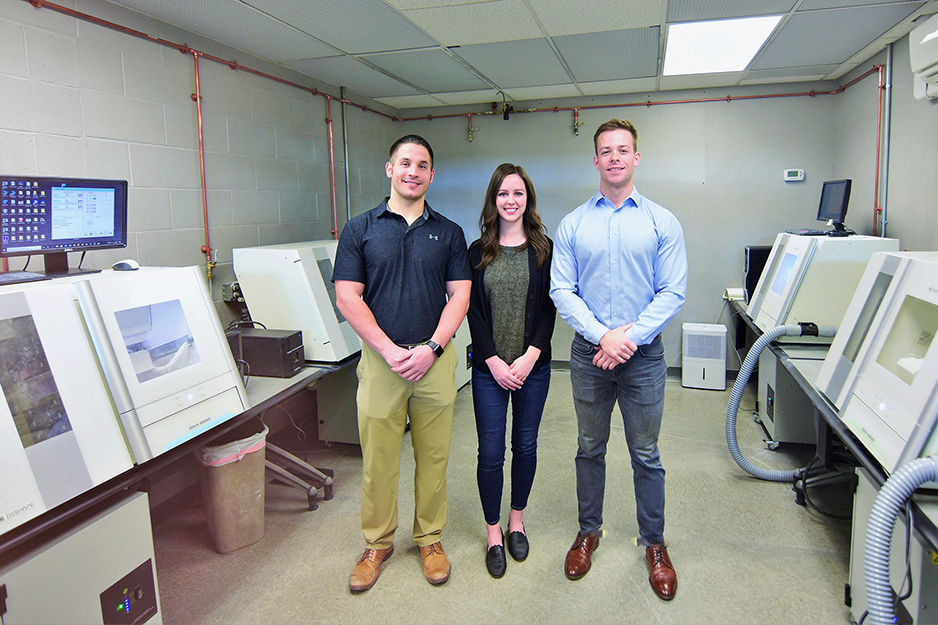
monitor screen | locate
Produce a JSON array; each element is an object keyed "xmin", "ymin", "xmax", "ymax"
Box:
[
  {"xmin": 0, "ymin": 175, "xmax": 127, "ymax": 272},
  {"xmin": 769, "ymin": 252, "xmax": 798, "ymax": 297},
  {"xmin": 816, "ymin": 179, "xmax": 851, "ymax": 224},
  {"xmin": 874, "ymin": 293, "xmax": 938, "ymax": 386}
]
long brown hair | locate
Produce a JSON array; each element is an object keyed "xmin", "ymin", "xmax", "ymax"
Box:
[{"xmin": 477, "ymin": 163, "xmax": 550, "ymax": 269}]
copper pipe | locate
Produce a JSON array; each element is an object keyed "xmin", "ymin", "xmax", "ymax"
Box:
[
  {"xmin": 191, "ymin": 52, "xmax": 214, "ymax": 279},
  {"xmin": 326, "ymin": 99, "xmax": 339, "ymax": 239}
]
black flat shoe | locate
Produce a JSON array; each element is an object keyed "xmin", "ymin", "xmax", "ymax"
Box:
[
  {"xmin": 507, "ymin": 530, "xmax": 528, "ymax": 561},
  {"xmin": 486, "ymin": 542, "xmax": 507, "ymax": 578}
]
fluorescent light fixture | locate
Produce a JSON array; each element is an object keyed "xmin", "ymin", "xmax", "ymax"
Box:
[{"xmin": 664, "ymin": 15, "xmax": 782, "ymax": 75}]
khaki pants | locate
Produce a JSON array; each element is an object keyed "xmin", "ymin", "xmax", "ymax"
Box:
[{"xmin": 357, "ymin": 342, "xmax": 457, "ymax": 548}]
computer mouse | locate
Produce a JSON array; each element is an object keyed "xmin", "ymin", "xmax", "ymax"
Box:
[{"xmin": 112, "ymin": 259, "xmax": 140, "ymax": 271}]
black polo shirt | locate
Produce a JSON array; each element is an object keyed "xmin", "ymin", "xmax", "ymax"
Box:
[{"xmin": 332, "ymin": 200, "xmax": 471, "ymax": 345}]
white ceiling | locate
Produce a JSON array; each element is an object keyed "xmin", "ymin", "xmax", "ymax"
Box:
[{"xmin": 103, "ymin": 0, "xmax": 938, "ymax": 111}]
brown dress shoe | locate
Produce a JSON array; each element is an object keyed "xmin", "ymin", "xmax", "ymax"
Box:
[
  {"xmin": 419, "ymin": 542, "xmax": 450, "ymax": 585},
  {"xmin": 646, "ymin": 544, "xmax": 677, "ymax": 600},
  {"xmin": 348, "ymin": 546, "xmax": 393, "ymax": 592},
  {"xmin": 564, "ymin": 532, "xmax": 600, "ymax": 580}
]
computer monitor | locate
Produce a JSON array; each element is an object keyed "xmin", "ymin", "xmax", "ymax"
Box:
[
  {"xmin": 816, "ymin": 179, "xmax": 852, "ymax": 235},
  {"xmin": 0, "ymin": 175, "xmax": 128, "ymax": 276}
]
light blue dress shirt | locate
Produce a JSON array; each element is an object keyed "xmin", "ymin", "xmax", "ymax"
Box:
[{"xmin": 550, "ymin": 187, "xmax": 688, "ymax": 346}]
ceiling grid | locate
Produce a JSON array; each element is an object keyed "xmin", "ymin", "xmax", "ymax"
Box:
[{"xmin": 102, "ymin": 0, "xmax": 937, "ymax": 110}]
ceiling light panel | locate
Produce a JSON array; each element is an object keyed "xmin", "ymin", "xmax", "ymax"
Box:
[
  {"xmin": 400, "ymin": 0, "xmax": 542, "ymax": 46},
  {"xmin": 554, "ymin": 27, "xmax": 659, "ymax": 82},
  {"xmin": 666, "ymin": 0, "xmax": 795, "ymax": 22},
  {"xmin": 664, "ymin": 15, "xmax": 782, "ymax": 75},
  {"xmin": 106, "ymin": 0, "xmax": 340, "ymax": 60},
  {"xmin": 283, "ymin": 56, "xmax": 420, "ymax": 98},
  {"xmin": 753, "ymin": 2, "xmax": 924, "ymax": 69},
  {"xmin": 527, "ymin": 0, "xmax": 663, "ymax": 37},
  {"xmin": 364, "ymin": 49, "xmax": 490, "ymax": 92},
  {"xmin": 453, "ymin": 39, "xmax": 570, "ymax": 88},
  {"xmin": 242, "ymin": 0, "xmax": 435, "ymax": 54}
]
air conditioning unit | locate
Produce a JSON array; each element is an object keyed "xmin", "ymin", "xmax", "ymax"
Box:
[
  {"xmin": 682, "ymin": 323, "xmax": 726, "ymax": 390},
  {"xmin": 910, "ymin": 12, "xmax": 938, "ymax": 99}
]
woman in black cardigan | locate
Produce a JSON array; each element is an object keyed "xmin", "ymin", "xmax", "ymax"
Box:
[{"xmin": 467, "ymin": 163, "xmax": 555, "ymax": 578}]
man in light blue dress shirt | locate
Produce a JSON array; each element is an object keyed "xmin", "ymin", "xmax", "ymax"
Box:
[{"xmin": 550, "ymin": 119, "xmax": 687, "ymax": 601}]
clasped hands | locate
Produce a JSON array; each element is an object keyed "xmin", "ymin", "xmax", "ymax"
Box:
[
  {"xmin": 487, "ymin": 352, "xmax": 537, "ymax": 391},
  {"xmin": 593, "ymin": 324, "xmax": 636, "ymax": 370},
  {"xmin": 386, "ymin": 344, "xmax": 435, "ymax": 381}
]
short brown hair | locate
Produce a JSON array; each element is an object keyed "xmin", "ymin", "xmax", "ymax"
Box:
[
  {"xmin": 389, "ymin": 134, "xmax": 434, "ymax": 167},
  {"xmin": 593, "ymin": 119, "xmax": 638, "ymax": 154}
]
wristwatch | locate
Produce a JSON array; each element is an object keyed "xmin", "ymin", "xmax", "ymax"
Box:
[{"xmin": 425, "ymin": 340, "xmax": 444, "ymax": 358}]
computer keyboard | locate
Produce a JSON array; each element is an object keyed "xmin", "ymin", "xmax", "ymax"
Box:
[
  {"xmin": 0, "ymin": 270, "xmax": 52, "ymax": 286},
  {"xmin": 786, "ymin": 228, "xmax": 829, "ymax": 236}
]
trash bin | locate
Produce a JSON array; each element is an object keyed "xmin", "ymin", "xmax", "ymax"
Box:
[{"xmin": 197, "ymin": 421, "xmax": 269, "ymax": 553}]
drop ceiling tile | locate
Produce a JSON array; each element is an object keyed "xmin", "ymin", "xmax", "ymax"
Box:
[
  {"xmin": 431, "ymin": 89, "xmax": 503, "ymax": 105},
  {"xmin": 666, "ymin": 0, "xmax": 795, "ymax": 23},
  {"xmin": 283, "ymin": 57, "xmax": 420, "ymax": 98},
  {"xmin": 741, "ymin": 71, "xmax": 831, "ymax": 85},
  {"xmin": 107, "ymin": 0, "xmax": 340, "ymax": 60},
  {"xmin": 578, "ymin": 77, "xmax": 658, "ymax": 95},
  {"xmin": 452, "ymin": 39, "xmax": 569, "ymax": 88},
  {"xmin": 243, "ymin": 0, "xmax": 436, "ymax": 54},
  {"xmin": 364, "ymin": 49, "xmax": 490, "ymax": 92},
  {"xmin": 798, "ymin": 0, "xmax": 924, "ymax": 10},
  {"xmin": 373, "ymin": 94, "xmax": 448, "ymax": 109},
  {"xmin": 401, "ymin": 0, "xmax": 542, "ymax": 45},
  {"xmin": 747, "ymin": 64, "xmax": 839, "ymax": 79},
  {"xmin": 502, "ymin": 84, "xmax": 582, "ymax": 101},
  {"xmin": 753, "ymin": 2, "xmax": 923, "ymax": 69},
  {"xmin": 658, "ymin": 72, "xmax": 743, "ymax": 91},
  {"xmin": 554, "ymin": 27, "xmax": 659, "ymax": 82},
  {"xmin": 528, "ymin": 0, "xmax": 663, "ymax": 36},
  {"xmin": 386, "ymin": 0, "xmax": 491, "ymax": 7}
]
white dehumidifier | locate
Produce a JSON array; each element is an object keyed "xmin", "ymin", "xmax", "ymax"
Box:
[{"xmin": 681, "ymin": 323, "xmax": 726, "ymax": 390}]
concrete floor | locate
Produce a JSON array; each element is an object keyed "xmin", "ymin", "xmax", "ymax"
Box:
[{"xmin": 152, "ymin": 370, "xmax": 854, "ymax": 625}]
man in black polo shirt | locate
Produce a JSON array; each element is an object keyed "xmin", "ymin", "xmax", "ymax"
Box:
[{"xmin": 334, "ymin": 135, "xmax": 471, "ymax": 592}]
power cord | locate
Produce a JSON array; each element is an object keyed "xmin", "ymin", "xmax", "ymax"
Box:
[{"xmin": 799, "ymin": 456, "xmax": 852, "ymax": 522}]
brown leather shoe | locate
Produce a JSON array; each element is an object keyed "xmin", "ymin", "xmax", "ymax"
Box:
[
  {"xmin": 564, "ymin": 532, "xmax": 600, "ymax": 580},
  {"xmin": 418, "ymin": 542, "xmax": 450, "ymax": 585},
  {"xmin": 348, "ymin": 546, "xmax": 393, "ymax": 592},
  {"xmin": 646, "ymin": 544, "xmax": 677, "ymax": 600}
]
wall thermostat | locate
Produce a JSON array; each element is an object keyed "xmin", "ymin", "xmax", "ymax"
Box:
[{"xmin": 783, "ymin": 168, "xmax": 805, "ymax": 182}]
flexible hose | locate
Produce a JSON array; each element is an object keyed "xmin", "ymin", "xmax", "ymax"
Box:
[
  {"xmin": 864, "ymin": 456, "xmax": 937, "ymax": 625},
  {"xmin": 724, "ymin": 322, "xmax": 836, "ymax": 480},
  {"xmin": 725, "ymin": 325, "xmax": 804, "ymax": 481}
]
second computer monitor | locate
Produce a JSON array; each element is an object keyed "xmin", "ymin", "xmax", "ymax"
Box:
[{"xmin": 817, "ymin": 179, "xmax": 852, "ymax": 234}]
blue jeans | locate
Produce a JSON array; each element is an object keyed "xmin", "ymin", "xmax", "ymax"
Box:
[
  {"xmin": 569, "ymin": 333, "xmax": 667, "ymax": 545},
  {"xmin": 472, "ymin": 362, "xmax": 551, "ymax": 525}
]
